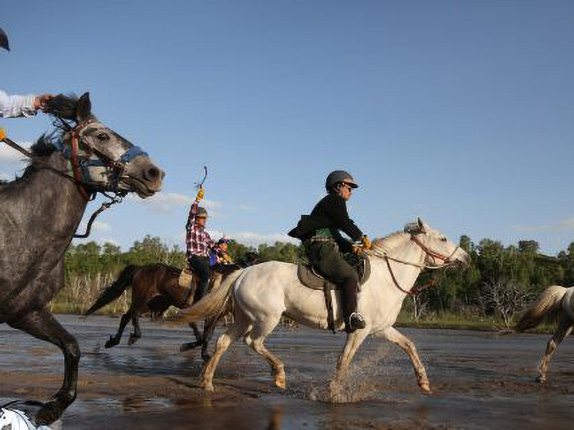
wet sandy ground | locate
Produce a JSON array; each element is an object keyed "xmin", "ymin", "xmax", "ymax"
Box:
[{"xmin": 1, "ymin": 315, "xmax": 573, "ymax": 430}]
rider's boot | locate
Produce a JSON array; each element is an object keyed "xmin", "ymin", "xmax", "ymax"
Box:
[{"xmin": 341, "ymin": 279, "xmax": 366, "ymax": 333}]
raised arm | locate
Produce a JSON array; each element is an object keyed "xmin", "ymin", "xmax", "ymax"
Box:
[{"xmin": 0, "ymin": 90, "xmax": 53, "ymax": 118}]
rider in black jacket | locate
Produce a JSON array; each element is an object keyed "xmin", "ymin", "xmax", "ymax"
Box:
[{"xmin": 289, "ymin": 170, "xmax": 371, "ymax": 332}]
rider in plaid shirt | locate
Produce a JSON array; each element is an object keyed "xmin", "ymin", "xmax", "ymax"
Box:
[{"xmin": 186, "ymin": 188, "xmax": 218, "ymax": 302}]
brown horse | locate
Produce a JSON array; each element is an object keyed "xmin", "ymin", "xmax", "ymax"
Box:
[{"xmin": 85, "ymin": 254, "xmax": 259, "ymax": 361}]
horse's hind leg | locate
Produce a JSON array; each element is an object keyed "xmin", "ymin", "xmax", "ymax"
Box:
[
  {"xmin": 128, "ymin": 314, "xmax": 142, "ymax": 345},
  {"xmin": 246, "ymin": 317, "xmax": 285, "ymax": 389},
  {"xmin": 201, "ymin": 311, "xmax": 251, "ymax": 392},
  {"xmin": 105, "ymin": 311, "xmax": 131, "ymax": 348},
  {"xmin": 179, "ymin": 322, "xmax": 204, "ymax": 353},
  {"xmin": 9, "ymin": 308, "xmax": 80, "ymax": 425},
  {"xmin": 201, "ymin": 317, "xmax": 219, "ymax": 362},
  {"xmin": 537, "ymin": 316, "xmax": 573, "ymax": 384},
  {"xmin": 378, "ymin": 326, "xmax": 430, "ymax": 393}
]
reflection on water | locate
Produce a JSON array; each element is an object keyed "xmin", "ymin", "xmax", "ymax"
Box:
[
  {"xmin": 2, "ymin": 316, "xmax": 574, "ymax": 430},
  {"xmin": 266, "ymin": 407, "xmax": 284, "ymax": 430}
]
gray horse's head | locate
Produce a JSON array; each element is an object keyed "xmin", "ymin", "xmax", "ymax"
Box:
[{"xmin": 48, "ymin": 92, "xmax": 164, "ymax": 198}]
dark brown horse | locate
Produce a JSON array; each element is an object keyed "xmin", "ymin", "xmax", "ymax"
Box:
[{"xmin": 85, "ymin": 253, "xmax": 259, "ymax": 361}]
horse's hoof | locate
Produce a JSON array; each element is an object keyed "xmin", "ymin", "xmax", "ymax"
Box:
[
  {"xmin": 536, "ymin": 376, "xmax": 547, "ymax": 384},
  {"xmin": 202, "ymin": 381, "xmax": 214, "ymax": 392},
  {"xmin": 419, "ymin": 382, "xmax": 432, "ymax": 394},
  {"xmin": 34, "ymin": 401, "xmax": 62, "ymax": 426},
  {"xmin": 128, "ymin": 336, "xmax": 140, "ymax": 346},
  {"xmin": 274, "ymin": 375, "xmax": 286, "ymax": 389},
  {"xmin": 104, "ymin": 337, "xmax": 117, "ymax": 349}
]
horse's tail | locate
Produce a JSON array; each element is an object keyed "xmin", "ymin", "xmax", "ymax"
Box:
[
  {"xmin": 174, "ymin": 268, "xmax": 244, "ymax": 324},
  {"xmin": 84, "ymin": 265, "xmax": 139, "ymax": 316},
  {"xmin": 514, "ymin": 285, "xmax": 567, "ymax": 332}
]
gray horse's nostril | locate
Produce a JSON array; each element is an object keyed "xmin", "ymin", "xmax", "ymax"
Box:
[{"xmin": 146, "ymin": 167, "xmax": 160, "ymax": 181}]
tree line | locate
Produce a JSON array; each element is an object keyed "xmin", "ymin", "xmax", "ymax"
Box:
[{"xmin": 59, "ymin": 234, "xmax": 574, "ymax": 325}]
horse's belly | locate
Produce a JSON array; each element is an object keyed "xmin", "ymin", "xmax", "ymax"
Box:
[{"xmin": 284, "ymin": 287, "xmax": 346, "ymax": 331}]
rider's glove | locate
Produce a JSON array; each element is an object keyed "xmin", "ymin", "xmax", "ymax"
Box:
[
  {"xmin": 361, "ymin": 235, "xmax": 372, "ymax": 249},
  {"xmin": 196, "ymin": 186, "xmax": 205, "ymax": 201}
]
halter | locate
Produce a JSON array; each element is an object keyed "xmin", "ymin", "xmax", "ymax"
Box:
[
  {"xmin": 2, "ymin": 118, "xmax": 148, "ymax": 239},
  {"xmin": 66, "ymin": 119, "xmax": 148, "ymax": 199},
  {"xmin": 43, "ymin": 119, "xmax": 146, "ymax": 237},
  {"xmin": 368, "ymin": 234, "xmax": 461, "ymax": 296}
]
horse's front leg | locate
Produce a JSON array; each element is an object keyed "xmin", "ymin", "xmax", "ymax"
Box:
[
  {"xmin": 537, "ymin": 317, "xmax": 573, "ymax": 384},
  {"xmin": 9, "ymin": 308, "xmax": 80, "ymax": 425},
  {"xmin": 378, "ymin": 326, "xmax": 430, "ymax": 393},
  {"xmin": 105, "ymin": 311, "xmax": 131, "ymax": 348},
  {"xmin": 330, "ymin": 328, "xmax": 369, "ymax": 398}
]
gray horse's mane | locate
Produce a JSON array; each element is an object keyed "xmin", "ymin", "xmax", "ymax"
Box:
[{"xmin": 0, "ymin": 133, "xmax": 64, "ymax": 187}]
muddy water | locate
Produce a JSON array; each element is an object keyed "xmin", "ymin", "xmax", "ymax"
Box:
[{"xmin": 1, "ymin": 315, "xmax": 573, "ymax": 429}]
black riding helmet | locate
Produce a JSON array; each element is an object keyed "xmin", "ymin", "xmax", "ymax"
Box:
[
  {"xmin": 195, "ymin": 206, "xmax": 208, "ymax": 218},
  {"xmin": 325, "ymin": 170, "xmax": 359, "ymax": 192},
  {"xmin": 0, "ymin": 27, "xmax": 10, "ymax": 51}
]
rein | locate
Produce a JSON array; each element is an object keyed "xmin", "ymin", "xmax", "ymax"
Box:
[
  {"xmin": 73, "ymin": 192, "xmax": 124, "ymax": 238},
  {"xmin": 1, "ymin": 123, "xmax": 132, "ymax": 238},
  {"xmin": 370, "ymin": 235, "xmax": 460, "ymax": 297}
]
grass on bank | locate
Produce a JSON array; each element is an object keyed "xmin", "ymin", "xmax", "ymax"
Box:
[{"xmin": 51, "ymin": 272, "xmax": 560, "ymax": 334}]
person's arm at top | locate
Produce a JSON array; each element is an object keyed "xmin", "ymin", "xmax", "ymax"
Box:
[
  {"xmin": 0, "ymin": 90, "xmax": 52, "ymax": 118},
  {"xmin": 185, "ymin": 200, "xmax": 199, "ymax": 231}
]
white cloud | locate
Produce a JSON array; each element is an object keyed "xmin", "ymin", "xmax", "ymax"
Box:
[
  {"xmin": 0, "ymin": 171, "xmax": 13, "ymax": 181},
  {"xmin": 131, "ymin": 192, "xmax": 222, "ymax": 214},
  {"xmin": 0, "ymin": 141, "xmax": 31, "ymax": 166},
  {"xmin": 237, "ymin": 204, "xmax": 256, "ymax": 212},
  {"xmin": 178, "ymin": 228, "xmax": 297, "ymax": 248},
  {"xmin": 73, "ymin": 236, "xmax": 121, "ymax": 247},
  {"xmin": 232, "ymin": 232, "xmax": 299, "ymax": 247},
  {"xmin": 76, "ymin": 220, "xmax": 111, "ymax": 234},
  {"xmin": 513, "ymin": 217, "xmax": 574, "ymax": 233},
  {"xmin": 92, "ymin": 221, "xmax": 112, "ymax": 232}
]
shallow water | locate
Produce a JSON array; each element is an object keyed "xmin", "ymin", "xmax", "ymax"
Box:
[{"xmin": 1, "ymin": 315, "xmax": 573, "ymax": 429}]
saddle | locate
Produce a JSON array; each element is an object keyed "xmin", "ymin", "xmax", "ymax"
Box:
[
  {"xmin": 178, "ymin": 267, "xmax": 194, "ymax": 289},
  {"xmin": 297, "ymin": 253, "xmax": 371, "ymax": 290},
  {"xmin": 297, "ymin": 254, "xmax": 371, "ymax": 333}
]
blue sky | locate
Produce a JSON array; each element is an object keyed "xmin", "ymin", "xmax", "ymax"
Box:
[{"xmin": 1, "ymin": 0, "xmax": 573, "ymax": 254}]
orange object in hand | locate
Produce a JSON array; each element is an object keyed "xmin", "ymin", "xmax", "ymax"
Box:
[
  {"xmin": 196, "ymin": 186, "xmax": 205, "ymax": 201},
  {"xmin": 0, "ymin": 128, "xmax": 6, "ymax": 141}
]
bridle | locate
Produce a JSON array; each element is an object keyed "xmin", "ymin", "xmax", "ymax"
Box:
[
  {"xmin": 369, "ymin": 234, "xmax": 461, "ymax": 296},
  {"xmin": 67, "ymin": 119, "xmax": 147, "ymax": 199},
  {"xmin": 3, "ymin": 118, "xmax": 148, "ymax": 238}
]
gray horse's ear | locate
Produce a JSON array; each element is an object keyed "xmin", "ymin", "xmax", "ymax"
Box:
[
  {"xmin": 0, "ymin": 27, "xmax": 10, "ymax": 51},
  {"xmin": 76, "ymin": 92, "xmax": 92, "ymax": 123},
  {"xmin": 417, "ymin": 217, "xmax": 426, "ymax": 233}
]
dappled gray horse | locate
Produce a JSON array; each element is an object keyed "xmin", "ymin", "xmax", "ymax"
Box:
[{"xmin": 0, "ymin": 93, "xmax": 164, "ymax": 425}]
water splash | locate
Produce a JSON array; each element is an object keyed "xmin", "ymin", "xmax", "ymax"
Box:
[{"xmin": 287, "ymin": 342, "xmax": 408, "ymax": 403}]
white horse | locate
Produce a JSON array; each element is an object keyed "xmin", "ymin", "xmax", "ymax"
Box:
[
  {"xmin": 0, "ymin": 407, "xmax": 52, "ymax": 430},
  {"xmin": 177, "ymin": 219, "xmax": 470, "ymax": 393},
  {"xmin": 514, "ymin": 285, "xmax": 574, "ymax": 383}
]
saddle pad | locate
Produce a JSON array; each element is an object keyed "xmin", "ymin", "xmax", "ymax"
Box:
[
  {"xmin": 297, "ymin": 256, "xmax": 371, "ymax": 290},
  {"xmin": 178, "ymin": 268, "xmax": 194, "ymax": 289}
]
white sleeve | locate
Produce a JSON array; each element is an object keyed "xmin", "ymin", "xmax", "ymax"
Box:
[{"xmin": 0, "ymin": 89, "xmax": 38, "ymax": 118}]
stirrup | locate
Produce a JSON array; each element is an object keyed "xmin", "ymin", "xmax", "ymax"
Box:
[{"xmin": 348, "ymin": 312, "xmax": 366, "ymax": 330}]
